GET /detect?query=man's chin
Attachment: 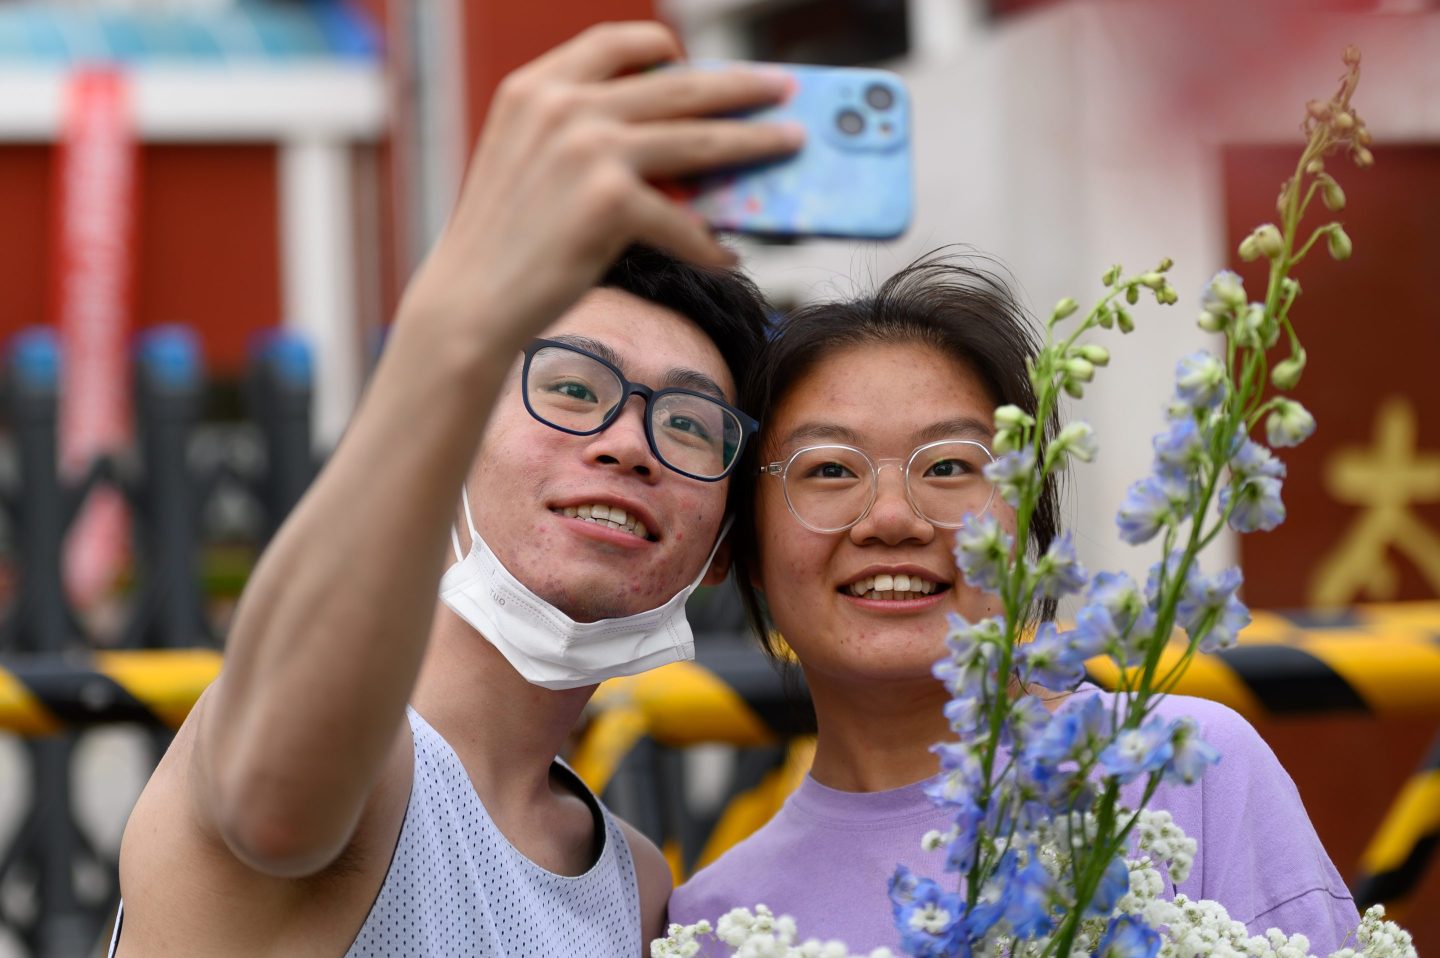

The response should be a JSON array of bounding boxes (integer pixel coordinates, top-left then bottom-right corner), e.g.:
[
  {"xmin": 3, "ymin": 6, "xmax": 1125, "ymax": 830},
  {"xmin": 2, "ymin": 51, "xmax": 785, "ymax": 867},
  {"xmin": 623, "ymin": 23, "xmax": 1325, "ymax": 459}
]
[{"xmin": 540, "ymin": 578, "xmax": 683, "ymax": 624}]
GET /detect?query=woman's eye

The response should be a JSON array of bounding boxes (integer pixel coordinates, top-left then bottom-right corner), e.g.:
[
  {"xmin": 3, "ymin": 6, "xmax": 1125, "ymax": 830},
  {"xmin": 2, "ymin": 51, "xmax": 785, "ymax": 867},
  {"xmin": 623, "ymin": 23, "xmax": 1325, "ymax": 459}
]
[
  {"xmin": 811, "ymin": 461, "xmax": 855, "ymax": 480},
  {"xmin": 925, "ymin": 459, "xmax": 973, "ymax": 478}
]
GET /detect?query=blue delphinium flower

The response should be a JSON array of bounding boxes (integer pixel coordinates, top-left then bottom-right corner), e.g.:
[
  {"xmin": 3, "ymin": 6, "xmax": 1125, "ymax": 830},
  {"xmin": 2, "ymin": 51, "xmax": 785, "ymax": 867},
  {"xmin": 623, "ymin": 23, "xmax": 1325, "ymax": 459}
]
[
  {"xmin": 1177, "ymin": 565, "xmax": 1250, "ymax": 651},
  {"xmin": 1016, "ymin": 622, "xmax": 1086, "ymax": 691},
  {"xmin": 890, "ymin": 871, "xmax": 971, "ymax": 958},
  {"xmin": 1066, "ymin": 603, "xmax": 1118, "ymax": 662},
  {"xmin": 1085, "ymin": 572, "xmax": 1157, "ymax": 666},
  {"xmin": 1222, "ymin": 439, "xmax": 1287, "ymax": 532},
  {"xmin": 1086, "ymin": 856, "xmax": 1134, "ymax": 918},
  {"xmin": 934, "ymin": 615, "xmax": 1003, "ymax": 699},
  {"xmin": 1095, "ymin": 915, "xmax": 1162, "ymax": 958},
  {"xmin": 1174, "ymin": 351, "xmax": 1227, "ymax": 410},
  {"xmin": 953, "ymin": 513, "xmax": 1014, "ymax": 593},
  {"xmin": 984, "ymin": 448, "xmax": 1036, "ymax": 508},
  {"xmin": 1116, "ymin": 468, "xmax": 1191, "ymax": 544},
  {"xmin": 1025, "ymin": 694, "xmax": 1110, "ymax": 767},
  {"xmin": 1164, "ymin": 716, "xmax": 1222, "ymax": 784},
  {"xmin": 1097, "ymin": 717, "xmax": 1174, "ymax": 783},
  {"xmin": 1002, "ymin": 694, "xmax": 1053, "ymax": 749},
  {"xmin": 1153, "ymin": 418, "xmax": 1205, "ymax": 475},
  {"xmin": 1031, "ymin": 533, "xmax": 1089, "ymax": 599},
  {"xmin": 1004, "ymin": 849, "xmax": 1056, "ymax": 937}
]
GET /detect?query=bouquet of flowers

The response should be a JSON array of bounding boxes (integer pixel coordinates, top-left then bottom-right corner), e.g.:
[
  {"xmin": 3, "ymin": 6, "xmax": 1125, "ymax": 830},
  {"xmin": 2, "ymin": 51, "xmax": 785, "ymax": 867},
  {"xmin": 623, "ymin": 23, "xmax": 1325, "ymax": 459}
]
[{"xmin": 654, "ymin": 47, "xmax": 1416, "ymax": 958}]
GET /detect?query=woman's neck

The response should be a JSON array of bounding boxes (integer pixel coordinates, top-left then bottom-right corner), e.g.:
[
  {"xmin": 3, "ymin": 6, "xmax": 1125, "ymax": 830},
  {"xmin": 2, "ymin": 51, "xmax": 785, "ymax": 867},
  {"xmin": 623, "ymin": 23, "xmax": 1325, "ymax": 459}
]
[{"xmin": 804, "ymin": 672, "xmax": 954, "ymax": 793}]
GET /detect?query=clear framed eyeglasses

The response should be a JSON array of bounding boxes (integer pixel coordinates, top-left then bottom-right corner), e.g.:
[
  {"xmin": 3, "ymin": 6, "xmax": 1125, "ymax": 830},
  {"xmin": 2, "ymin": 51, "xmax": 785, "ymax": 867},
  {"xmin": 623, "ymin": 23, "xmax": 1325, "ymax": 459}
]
[
  {"xmin": 760, "ymin": 439, "xmax": 997, "ymax": 533},
  {"xmin": 521, "ymin": 338, "xmax": 757, "ymax": 482}
]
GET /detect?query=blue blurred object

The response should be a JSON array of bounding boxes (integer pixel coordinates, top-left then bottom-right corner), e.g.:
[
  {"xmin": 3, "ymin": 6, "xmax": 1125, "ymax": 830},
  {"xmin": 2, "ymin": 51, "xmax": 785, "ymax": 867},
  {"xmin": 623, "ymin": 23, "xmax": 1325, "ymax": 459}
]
[
  {"xmin": 137, "ymin": 325, "xmax": 203, "ymax": 390},
  {"xmin": 251, "ymin": 330, "xmax": 314, "ymax": 389},
  {"xmin": 8, "ymin": 327, "xmax": 61, "ymax": 391},
  {"xmin": 0, "ymin": 0, "xmax": 381, "ymax": 66}
]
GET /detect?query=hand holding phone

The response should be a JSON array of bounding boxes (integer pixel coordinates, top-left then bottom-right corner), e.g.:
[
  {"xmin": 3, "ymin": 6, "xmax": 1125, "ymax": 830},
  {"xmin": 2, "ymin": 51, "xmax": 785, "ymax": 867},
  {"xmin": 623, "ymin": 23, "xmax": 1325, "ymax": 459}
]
[{"xmin": 672, "ymin": 62, "xmax": 914, "ymax": 240}]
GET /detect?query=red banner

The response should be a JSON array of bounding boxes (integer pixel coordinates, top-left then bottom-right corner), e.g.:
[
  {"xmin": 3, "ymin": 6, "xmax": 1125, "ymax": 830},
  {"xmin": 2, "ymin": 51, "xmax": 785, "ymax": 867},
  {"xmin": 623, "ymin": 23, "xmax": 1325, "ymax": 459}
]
[{"xmin": 53, "ymin": 69, "xmax": 138, "ymax": 609}]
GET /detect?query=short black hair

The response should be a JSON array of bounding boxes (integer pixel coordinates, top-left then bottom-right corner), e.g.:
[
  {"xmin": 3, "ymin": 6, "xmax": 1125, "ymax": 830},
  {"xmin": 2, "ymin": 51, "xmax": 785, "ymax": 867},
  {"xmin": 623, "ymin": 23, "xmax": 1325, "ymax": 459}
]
[
  {"xmin": 731, "ymin": 248, "xmax": 1062, "ymax": 661},
  {"xmin": 600, "ymin": 244, "xmax": 770, "ymax": 407}
]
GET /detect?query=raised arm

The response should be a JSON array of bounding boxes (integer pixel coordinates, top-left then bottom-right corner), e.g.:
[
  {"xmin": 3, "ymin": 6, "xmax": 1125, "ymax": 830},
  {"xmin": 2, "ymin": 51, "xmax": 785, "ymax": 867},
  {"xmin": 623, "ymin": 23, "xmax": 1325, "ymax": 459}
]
[{"xmin": 182, "ymin": 23, "xmax": 800, "ymax": 878}]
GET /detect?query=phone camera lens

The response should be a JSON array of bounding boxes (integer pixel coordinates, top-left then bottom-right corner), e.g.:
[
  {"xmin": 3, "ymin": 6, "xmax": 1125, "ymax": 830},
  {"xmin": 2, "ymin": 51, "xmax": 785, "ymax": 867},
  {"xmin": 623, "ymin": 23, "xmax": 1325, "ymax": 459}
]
[
  {"xmin": 836, "ymin": 109, "xmax": 865, "ymax": 135},
  {"xmin": 864, "ymin": 83, "xmax": 894, "ymax": 110}
]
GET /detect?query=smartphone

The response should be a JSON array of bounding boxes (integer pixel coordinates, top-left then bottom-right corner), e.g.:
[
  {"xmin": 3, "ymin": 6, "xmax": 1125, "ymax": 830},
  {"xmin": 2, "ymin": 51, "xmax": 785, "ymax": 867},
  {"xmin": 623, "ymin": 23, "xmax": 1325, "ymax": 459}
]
[{"xmin": 673, "ymin": 62, "xmax": 913, "ymax": 241}]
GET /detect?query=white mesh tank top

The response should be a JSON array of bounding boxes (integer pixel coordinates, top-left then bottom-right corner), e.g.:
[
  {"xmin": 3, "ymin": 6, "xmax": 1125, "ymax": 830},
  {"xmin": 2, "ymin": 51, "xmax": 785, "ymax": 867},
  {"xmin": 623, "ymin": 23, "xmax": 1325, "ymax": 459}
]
[
  {"xmin": 107, "ymin": 707, "xmax": 642, "ymax": 957},
  {"xmin": 343, "ymin": 707, "xmax": 642, "ymax": 956}
]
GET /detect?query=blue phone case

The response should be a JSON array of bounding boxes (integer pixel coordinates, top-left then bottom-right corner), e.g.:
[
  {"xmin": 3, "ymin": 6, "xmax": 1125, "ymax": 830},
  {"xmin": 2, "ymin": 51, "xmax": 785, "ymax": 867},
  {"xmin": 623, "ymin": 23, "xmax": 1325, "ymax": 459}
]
[{"xmin": 682, "ymin": 62, "xmax": 913, "ymax": 240}]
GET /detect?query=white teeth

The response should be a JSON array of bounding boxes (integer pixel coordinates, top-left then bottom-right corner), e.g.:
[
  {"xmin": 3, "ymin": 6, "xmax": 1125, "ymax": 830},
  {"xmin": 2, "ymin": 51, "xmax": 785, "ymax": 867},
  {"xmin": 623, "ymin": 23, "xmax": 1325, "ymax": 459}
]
[
  {"xmin": 554, "ymin": 504, "xmax": 652, "ymax": 540},
  {"xmin": 846, "ymin": 575, "xmax": 940, "ymax": 599}
]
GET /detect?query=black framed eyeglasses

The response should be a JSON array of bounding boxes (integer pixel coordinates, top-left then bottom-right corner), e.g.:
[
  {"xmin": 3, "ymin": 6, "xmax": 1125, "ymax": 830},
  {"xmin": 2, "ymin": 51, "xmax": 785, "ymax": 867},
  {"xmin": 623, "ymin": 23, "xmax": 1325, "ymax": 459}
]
[{"xmin": 521, "ymin": 338, "xmax": 757, "ymax": 482}]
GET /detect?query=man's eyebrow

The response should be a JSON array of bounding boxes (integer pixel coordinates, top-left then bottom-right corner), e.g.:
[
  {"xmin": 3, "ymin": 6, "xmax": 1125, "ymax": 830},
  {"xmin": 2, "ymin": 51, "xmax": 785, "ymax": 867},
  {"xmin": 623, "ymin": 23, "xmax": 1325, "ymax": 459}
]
[
  {"xmin": 662, "ymin": 368, "xmax": 729, "ymax": 402},
  {"xmin": 548, "ymin": 335, "xmax": 623, "ymax": 369},
  {"xmin": 547, "ymin": 334, "xmax": 730, "ymax": 402}
]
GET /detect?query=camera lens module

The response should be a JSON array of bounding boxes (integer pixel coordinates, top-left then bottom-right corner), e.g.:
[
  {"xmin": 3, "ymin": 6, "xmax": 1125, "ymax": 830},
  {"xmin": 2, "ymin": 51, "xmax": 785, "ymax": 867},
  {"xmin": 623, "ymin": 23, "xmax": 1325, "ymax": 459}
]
[
  {"xmin": 864, "ymin": 83, "xmax": 894, "ymax": 111},
  {"xmin": 836, "ymin": 108, "xmax": 865, "ymax": 135}
]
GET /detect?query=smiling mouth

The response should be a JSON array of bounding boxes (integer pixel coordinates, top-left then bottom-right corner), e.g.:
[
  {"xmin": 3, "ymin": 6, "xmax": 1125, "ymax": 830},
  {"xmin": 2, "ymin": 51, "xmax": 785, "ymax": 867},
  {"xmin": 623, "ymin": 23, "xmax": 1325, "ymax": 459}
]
[
  {"xmin": 843, "ymin": 574, "xmax": 949, "ymax": 601},
  {"xmin": 552, "ymin": 504, "xmax": 654, "ymax": 541}
]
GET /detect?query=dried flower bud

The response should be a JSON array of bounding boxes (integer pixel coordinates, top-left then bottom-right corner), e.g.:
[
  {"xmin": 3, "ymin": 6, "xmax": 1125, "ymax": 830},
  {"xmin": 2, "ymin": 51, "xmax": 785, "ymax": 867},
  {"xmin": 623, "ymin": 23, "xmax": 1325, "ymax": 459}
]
[
  {"xmin": 1318, "ymin": 174, "xmax": 1346, "ymax": 212},
  {"xmin": 1272, "ymin": 348, "xmax": 1307, "ymax": 391},
  {"xmin": 1306, "ymin": 99, "xmax": 1329, "ymax": 120},
  {"xmin": 1356, "ymin": 126, "xmax": 1372, "ymax": 147},
  {"xmin": 1252, "ymin": 224, "xmax": 1284, "ymax": 259},
  {"xmin": 1076, "ymin": 344, "xmax": 1110, "ymax": 366},
  {"xmin": 1354, "ymin": 146, "xmax": 1374, "ymax": 168},
  {"xmin": 1052, "ymin": 297, "xmax": 1079, "ymax": 321},
  {"xmin": 1327, "ymin": 225, "xmax": 1353, "ymax": 261},
  {"xmin": 1343, "ymin": 45, "xmax": 1361, "ymax": 66},
  {"xmin": 1305, "ymin": 159, "xmax": 1325, "ymax": 175},
  {"xmin": 1115, "ymin": 307, "xmax": 1135, "ymax": 334},
  {"xmin": 1333, "ymin": 111, "xmax": 1355, "ymax": 132},
  {"xmin": 1102, "ymin": 265, "xmax": 1121, "ymax": 286}
]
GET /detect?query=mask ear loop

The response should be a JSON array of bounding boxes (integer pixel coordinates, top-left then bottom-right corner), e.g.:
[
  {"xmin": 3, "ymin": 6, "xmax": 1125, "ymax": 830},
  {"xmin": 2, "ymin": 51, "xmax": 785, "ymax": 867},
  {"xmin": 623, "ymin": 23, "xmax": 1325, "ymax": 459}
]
[{"xmin": 450, "ymin": 485, "xmax": 482, "ymax": 562}]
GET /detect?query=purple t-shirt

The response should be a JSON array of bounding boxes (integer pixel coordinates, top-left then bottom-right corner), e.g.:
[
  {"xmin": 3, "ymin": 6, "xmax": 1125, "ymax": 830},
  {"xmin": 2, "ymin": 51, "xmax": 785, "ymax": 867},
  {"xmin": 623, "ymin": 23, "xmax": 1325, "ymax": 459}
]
[{"xmin": 671, "ymin": 693, "xmax": 1359, "ymax": 955}]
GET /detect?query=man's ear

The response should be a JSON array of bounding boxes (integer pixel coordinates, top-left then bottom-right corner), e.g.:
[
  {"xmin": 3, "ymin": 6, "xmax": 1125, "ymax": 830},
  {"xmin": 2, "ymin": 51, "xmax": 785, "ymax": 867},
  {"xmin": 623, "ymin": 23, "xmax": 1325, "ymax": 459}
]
[{"xmin": 701, "ymin": 534, "xmax": 732, "ymax": 587}]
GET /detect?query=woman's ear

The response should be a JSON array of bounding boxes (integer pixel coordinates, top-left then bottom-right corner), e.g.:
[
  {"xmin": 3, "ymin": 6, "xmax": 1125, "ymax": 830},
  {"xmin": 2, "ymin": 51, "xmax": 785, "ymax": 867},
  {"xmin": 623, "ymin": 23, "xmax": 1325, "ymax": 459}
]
[{"xmin": 701, "ymin": 535, "xmax": 733, "ymax": 587}]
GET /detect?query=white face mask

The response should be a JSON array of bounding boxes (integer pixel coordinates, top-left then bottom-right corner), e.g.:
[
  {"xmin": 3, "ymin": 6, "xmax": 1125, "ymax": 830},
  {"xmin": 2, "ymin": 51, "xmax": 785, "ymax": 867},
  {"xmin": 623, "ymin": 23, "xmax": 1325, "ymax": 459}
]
[{"xmin": 438, "ymin": 488, "xmax": 728, "ymax": 690}]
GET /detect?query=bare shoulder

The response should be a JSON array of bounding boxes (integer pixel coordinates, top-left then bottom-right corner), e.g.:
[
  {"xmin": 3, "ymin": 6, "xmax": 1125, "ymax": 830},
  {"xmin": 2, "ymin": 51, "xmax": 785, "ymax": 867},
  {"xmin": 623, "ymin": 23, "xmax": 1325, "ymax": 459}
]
[
  {"xmin": 616, "ymin": 817, "xmax": 674, "ymax": 947},
  {"xmin": 115, "ymin": 693, "xmax": 414, "ymax": 956}
]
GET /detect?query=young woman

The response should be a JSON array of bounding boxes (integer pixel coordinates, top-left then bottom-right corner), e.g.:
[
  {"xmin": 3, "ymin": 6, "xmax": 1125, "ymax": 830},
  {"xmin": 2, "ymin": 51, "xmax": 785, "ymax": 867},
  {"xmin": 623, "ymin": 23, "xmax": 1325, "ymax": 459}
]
[{"xmin": 668, "ymin": 253, "xmax": 1359, "ymax": 954}]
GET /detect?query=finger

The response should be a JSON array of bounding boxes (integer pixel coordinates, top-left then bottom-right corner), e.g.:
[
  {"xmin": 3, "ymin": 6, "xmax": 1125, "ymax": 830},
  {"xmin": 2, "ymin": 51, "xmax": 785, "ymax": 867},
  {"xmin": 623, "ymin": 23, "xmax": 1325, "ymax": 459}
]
[
  {"xmin": 528, "ymin": 22, "xmax": 684, "ymax": 84},
  {"xmin": 594, "ymin": 66, "xmax": 793, "ymax": 122},
  {"xmin": 623, "ymin": 119, "xmax": 805, "ymax": 179},
  {"xmin": 623, "ymin": 186, "xmax": 739, "ymax": 269}
]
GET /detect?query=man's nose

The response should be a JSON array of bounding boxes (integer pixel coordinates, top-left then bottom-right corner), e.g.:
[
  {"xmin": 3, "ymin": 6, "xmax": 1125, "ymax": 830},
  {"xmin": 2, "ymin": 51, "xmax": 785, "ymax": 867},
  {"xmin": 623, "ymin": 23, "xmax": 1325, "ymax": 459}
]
[{"xmin": 586, "ymin": 396, "xmax": 660, "ymax": 478}]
